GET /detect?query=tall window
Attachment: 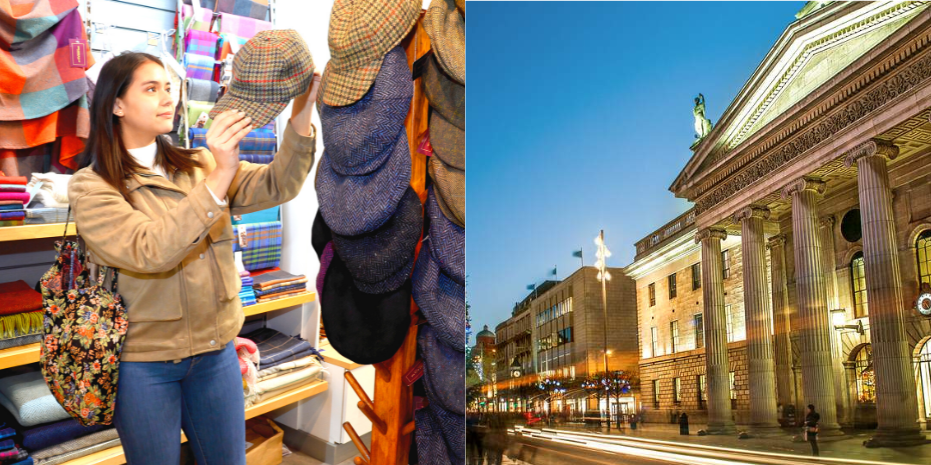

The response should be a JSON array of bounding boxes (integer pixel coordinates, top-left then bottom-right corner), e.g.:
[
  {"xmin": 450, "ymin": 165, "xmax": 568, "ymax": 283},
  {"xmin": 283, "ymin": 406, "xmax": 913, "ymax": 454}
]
[
  {"xmin": 725, "ymin": 305, "xmax": 733, "ymax": 342},
  {"xmin": 670, "ymin": 320, "xmax": 679, "ymax": 354},
  {"xmin": 722, "ymin": 249, "xmax": 731, "ymax": 279},
  {"xmin": 694, "ymin": 313, "xmax": 704, "ymax": 349},
  {"xmin": 729, "ymin": 371, "xmax": 737, "ymax": 409},
  {"xmin": 918, "ymin": 230, "xmax": 931, "ymax": 287},
  {"xmin": 855, "ymin": 345, "xmax": 876, "ymax": 403},
  {"xmin": 673, "ymin": 378, "xmax": 681, "ymax": 403},
  {"xmin": 648, "ymin": 283, "xmax": 656, "ymax": 307},
  {"xmin": 668, "ymin": 273, "xmax": 677, "ymax": 299},
  {"xmin": 692, "ymin": 263, "xmax": 701, "ymax": 290},
  {"xmin": 697, "ymin": 374, "xmax": 707, "ymax": 409},
  {"xmin": 651, "ymin": 327, "xmax": 659, "ymax": 357},
  {"xmin": 653, "ymin": 380, "xmax": 661, "ymax": 408},
  {"xmin": 851, "ymin": 251, "xmax": 869, "ymax": 318}
]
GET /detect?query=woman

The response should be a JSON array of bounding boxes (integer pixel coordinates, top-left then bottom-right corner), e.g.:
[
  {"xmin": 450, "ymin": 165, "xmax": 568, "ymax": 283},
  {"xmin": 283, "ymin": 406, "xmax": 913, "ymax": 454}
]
[
  {"xmin": 67, "ymin": 52, "xmax": 320, "ymax": 464},
  {"xmin": 805, "ymin": 404, "xmax": 820, "ymax": 456}
]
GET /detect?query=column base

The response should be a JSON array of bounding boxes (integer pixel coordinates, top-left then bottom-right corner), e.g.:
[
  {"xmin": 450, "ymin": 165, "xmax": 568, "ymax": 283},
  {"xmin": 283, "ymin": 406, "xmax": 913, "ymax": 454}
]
[
  {"xmin": 815, "ymin": 423, "xmax": 844, "ymax": 437},
  {"xmin": 704, "ymin": 422, "xmax": 737, "ymax": 435},
  {"xmin": 863, "ymin": 428, "xmax": 931, "ymax": 448},
  {"xmin": 745, "ymin": 424, "xmax": 784, "ymax": 437}
]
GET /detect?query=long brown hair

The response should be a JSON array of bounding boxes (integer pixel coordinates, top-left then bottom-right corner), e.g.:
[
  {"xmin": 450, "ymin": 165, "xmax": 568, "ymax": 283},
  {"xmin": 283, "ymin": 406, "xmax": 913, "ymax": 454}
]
[{"xmin": 78, "ymin": 52, "xmax": 202, "ymax": 205}]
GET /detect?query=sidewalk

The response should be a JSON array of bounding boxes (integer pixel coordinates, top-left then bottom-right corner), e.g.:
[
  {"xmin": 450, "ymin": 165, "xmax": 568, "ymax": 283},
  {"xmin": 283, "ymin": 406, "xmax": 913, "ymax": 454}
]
[{"xmin": 539, "ymin": 422, "xmax": 931, "ymax": 464}]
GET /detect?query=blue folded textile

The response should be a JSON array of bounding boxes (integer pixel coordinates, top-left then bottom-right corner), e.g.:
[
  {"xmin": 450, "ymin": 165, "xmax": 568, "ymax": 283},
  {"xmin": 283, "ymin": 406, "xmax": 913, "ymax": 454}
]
[
  {"xmin": 253, "ymin": 282, "xmax": 306, "ymax": 298},
  {"xmin": 241, "ymin": 277, "xmax": 254, "ymax": 287},
  {"xmin": 239, "ymin": 129, "xmax": 276, "ymax": 153},
  {"xmin": 239, "ymin": 154, "xmax": 274, "ymax": 164},
  {"xmin": 232, "ymin": 207, "xmax": 279, "ymax": 226},
  {"xmin": 21, "ymin": 417, "xmax": 110, "ymax": 451},
  {"xmin": 239, "ymin": 328, "xmax": 321, "ymax": 370},
  {"xmin": 0, "ymin": 439, "xmax": 12, "ymax": 451}
]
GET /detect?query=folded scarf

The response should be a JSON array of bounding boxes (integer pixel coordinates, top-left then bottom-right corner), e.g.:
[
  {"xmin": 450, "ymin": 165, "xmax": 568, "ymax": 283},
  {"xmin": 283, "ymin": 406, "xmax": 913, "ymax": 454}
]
[
  {"xmin": 183, "ymin": 53, "xmax": 214, "ymax": 81},
  {"xmin": 249, "ymin": 374, "xmax": 320, "ymax": 406},
  {"xmin": 0, "ymin": 212, "xmax": 25, "ymax": 221},
  {"xmin": 239, "ymin": 328, "xmax": 318, "ymax": 369},
  {"xmin": 239, "ymin": 154, "xmax": 273, "ymax": 164},
  {"xmin": 252, "ymin": 278, "xmax": 307, "ymax": 294},
  {"xmin": 241, "ymin": 276, "xmax": 254, "ymax": 286},
  {"xmin": 0, "ymin": 205, "xmax": 22, "ymax": 211},
  {"xmin": 254, "ymin": 365, "xmax": 322, "ymax": 395},
  {"xmin": 183, "ymin": 29, "xmax": 218, "ymax": 58},
  {"xmin": 186, "ymin": 78, "xmax": 220, "ymax": 103},
  {"xmin": 0, "ymin": 221, "xmax": 24, "ymax": 227},
  {"xmin": 0, "ymin": 186, "xmax": 25, "ymax": 192},
  {"xmin": 238, "ymin": 129, "xmax": 275, "ymax": 153},
  {"xmin": 21, "ymin": 418, "xmax": 109, "ymax": 452},
  {"xmin": 0, "ymin": 177, "xmax": 27, "ymax": 185},
  {"xmin": 235, "ymin": 337, "xmax": 260, "ymax": 398},
  {"xmin": 188, "ymin": 127, "xmax": 208, "ymax": 149},
  {"xmin": 0, "ymin": 333, "xmax": 42, "ymax": 350},
  {"xmin": 251, "ymin": 270, "xmax": 303, "ymax": 290},
  {"xmin": 0, "ymin": 446, "xmax": 28, "ymax": 463},
  {"xmin": 216, "ymin": 13, "xmax": 271, "ymax": 38},
  {"xmin": 0, "ymin": 312, "xmax": 42, "ymax": 339},
  {"xmin": 0, "ymin": 366, "xmax": 71, "ymax": 427},
  {"xmin": 257, "ymin": 290, "xmax": 310, "ymax": 303},
  {"xmin": 0, "ymin": 194, "xmax": 28, "ymax": 203},
  {"xmin": 217, "ymin": 32, "xmax": 248, "ymax": 62},
  {"xmin": 234, "ymin": 222, "xmax": 282, "ymax": 271},
  {"xmin": 32, "ymin": 429, "xmax": 120, "ymax": 464},
  {"xmin": 0, "ymin": 201, "xmax": 23, "ymax": 206},
  {"xmin": 256, "ymin": 354, "xmax": 321, "ymax": 381},
  {"xmin": 0, "ymin": 438, "xmax": 12, "ymax": 450},
  {"xmin": 186, "ymin": 101, "xmax": 214, "ymax": 130},
  {"xmin": 249, "ymin": 267, "xmax": 280, "ymax": 277},
  {"xmin": 0, "ymin": 281, "xmax": 42, "ymax": 315},
  {"xmin": 253, "ymin": 282, "xmax": 305, "ymax": 298}
]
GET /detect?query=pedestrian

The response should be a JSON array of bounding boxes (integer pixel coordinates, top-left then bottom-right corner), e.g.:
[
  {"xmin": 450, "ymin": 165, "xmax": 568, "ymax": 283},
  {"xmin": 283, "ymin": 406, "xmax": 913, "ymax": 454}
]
[{"xmin": 805, "ymin": 404, "xmax": 820, "ymax": 457}]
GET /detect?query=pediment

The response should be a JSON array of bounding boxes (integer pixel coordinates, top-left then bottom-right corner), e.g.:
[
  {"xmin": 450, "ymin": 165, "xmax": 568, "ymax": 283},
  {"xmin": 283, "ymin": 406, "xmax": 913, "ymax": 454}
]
[{"xmin": 674, "ymin": 1, "xmax": 928, "ymax": 197}]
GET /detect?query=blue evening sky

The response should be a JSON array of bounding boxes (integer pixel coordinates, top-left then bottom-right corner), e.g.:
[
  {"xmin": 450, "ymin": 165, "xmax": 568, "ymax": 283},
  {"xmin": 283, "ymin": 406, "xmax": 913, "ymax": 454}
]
[{"xmin": 466, "ymin": 1, "xmax": 805, "ymax": 341}]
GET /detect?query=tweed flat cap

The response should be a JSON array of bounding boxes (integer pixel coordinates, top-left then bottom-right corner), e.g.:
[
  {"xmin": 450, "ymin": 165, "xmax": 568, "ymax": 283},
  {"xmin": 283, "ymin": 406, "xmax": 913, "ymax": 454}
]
[
  {"xmin": 419, "ymin": 324, "xmax": 464, "ymax": 417},
  {"xmin": 415, "ymin": 402, "xmax": 465, "ymax": 465},
  {"xmin": 321, "ymin": 253, "xmax": 411, "ymax": 365},
  {"xmin": 312, "ymin": 210, "xmax": 332, "ymax": 258},
  {"xmin": 423, "ymin": 53, "xmax": 464, "ymax": 130},
  {"xmin": 429, "ymin": 156, "xmax": 464, "ymax": 228},
  {"xmin": 315, "ymin": 130, "xmax": 412, "ymax": 236},
  {"xmin": 429, "ymin": 110, "xmax": 464, "ymax": 171},
  {"xmin": 412, "ymin": 238, "xmax": 464, "ymax": 349},
  {"xmin": 332, "ymin": 187, "xmax": 422, "ymax": 294},
  {"xmin": 210, "ymin": 29, "xmax": 314, "ymax": 128},
  {"xmin": 320, "ymin": 47, "xmax": 412, "ymax": 176},
  {"xmin": 426, "ymin": 188, "xmax": 464, "ymax": 285},
  {"xmin": 319, "ymin": 0, "xmax": 421, "ymax": 107},
  {"xmin": 424, "ymin": 0, "xmax": 464, "ymax": 85}
]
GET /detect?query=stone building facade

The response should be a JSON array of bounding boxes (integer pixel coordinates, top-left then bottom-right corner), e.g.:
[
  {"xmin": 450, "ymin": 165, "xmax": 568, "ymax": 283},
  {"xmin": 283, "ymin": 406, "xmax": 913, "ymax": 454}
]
[{"xmin": 649, "ymin": 1, "xmax": 931, "ymax": 447}]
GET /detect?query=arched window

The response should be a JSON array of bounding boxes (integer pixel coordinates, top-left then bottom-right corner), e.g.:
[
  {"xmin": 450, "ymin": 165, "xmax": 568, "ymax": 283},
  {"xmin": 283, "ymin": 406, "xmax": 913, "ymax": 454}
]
[
  {"xmin": 851, "ymin": 251, "xmax": 869, "ymax": 318},
  {"xmin": 855, "ymin": 345, "xmax": 876, "ymax": 404},
  {"xmin": 917, "ymin": 230, "xmax": 931, "ymax": 288}
]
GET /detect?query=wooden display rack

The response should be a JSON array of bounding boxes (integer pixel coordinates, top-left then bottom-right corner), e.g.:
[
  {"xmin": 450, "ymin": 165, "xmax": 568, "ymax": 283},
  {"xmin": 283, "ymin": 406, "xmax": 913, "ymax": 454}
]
[{"xmin": 340, "ymin": 13, "xmax": 432, "ymax": 465}]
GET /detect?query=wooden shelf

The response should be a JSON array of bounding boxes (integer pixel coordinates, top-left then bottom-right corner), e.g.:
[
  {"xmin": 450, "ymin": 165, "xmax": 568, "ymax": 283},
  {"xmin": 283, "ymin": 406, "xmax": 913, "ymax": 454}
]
[
  {"xmin": 319, "ymin": 340, "xmax": 364, "ymax": 371},
  {"xmin": 243, "ymin": 292, "xmax": 315, "ymax": 317},
  {"xmin": 59, "ymin": 381, "xmax": 327, "ymax": 465},
  {"xmin": 0, "ymin": 223, "xmax": 75, "ymax": 242}
]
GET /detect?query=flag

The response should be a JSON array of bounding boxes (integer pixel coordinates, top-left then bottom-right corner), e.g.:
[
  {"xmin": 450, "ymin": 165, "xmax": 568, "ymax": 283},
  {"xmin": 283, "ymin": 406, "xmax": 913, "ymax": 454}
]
[
  {"xmin": 526, "ymin": 284, "xmax": 535, "ymax": 290},
  {"xmin": 550, "ymin": 267, "xmax": 557, "ymax": 276},
  {"xmin": 572, "ymin": 249, "xmax": 583, "ymax": 258}
]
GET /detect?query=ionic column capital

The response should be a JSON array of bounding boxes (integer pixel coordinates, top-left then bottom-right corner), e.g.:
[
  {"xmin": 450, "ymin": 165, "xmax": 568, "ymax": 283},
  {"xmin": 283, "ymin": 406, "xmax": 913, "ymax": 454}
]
[
  {"xmin": 733, "ymin": 206, "xmax": 771, "ymax": 224},
  {"xmin": 782, "ymin": 177, "xmax": 826, "ymax": 199},
  {"xmin": 819, "ymin": 215, "xmax": 836, "ymax": 229},
  {"xmin": 766, "ymin": 234, "xmax": 787, "ymax": 250},
  {"xmin": 695, "ymin": 227, "xmax": 727, "ymax": 244},
  {"xmin": 844, "ymin": 139, "xmax": 899, "ymax": 168}
]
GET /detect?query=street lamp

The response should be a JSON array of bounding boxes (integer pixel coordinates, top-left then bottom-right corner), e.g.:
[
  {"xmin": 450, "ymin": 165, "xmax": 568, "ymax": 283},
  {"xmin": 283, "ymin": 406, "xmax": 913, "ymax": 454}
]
[{"xmin": 595, "ymin": 230, "xmax": 612, "ymax": 428}]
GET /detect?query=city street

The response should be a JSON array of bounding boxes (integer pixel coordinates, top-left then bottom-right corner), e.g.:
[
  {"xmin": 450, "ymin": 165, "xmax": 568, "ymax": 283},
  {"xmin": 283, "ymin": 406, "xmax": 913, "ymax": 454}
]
[{"xmin": 493, "ymin": 426, "xmax": 931, "ymax": 465}]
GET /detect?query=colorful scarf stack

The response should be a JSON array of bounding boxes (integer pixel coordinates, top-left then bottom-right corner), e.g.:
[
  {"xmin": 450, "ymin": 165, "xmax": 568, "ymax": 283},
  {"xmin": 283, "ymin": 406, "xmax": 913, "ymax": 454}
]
[
  {"xmin": 237, "ymin": 328, "xmax": 323, "ymax": 408},
  {"xmin": 0, "ymin": 281, "xmax": 44, "ymax": 349},
  {"xmin": 239, "ymin": 272, "xmax": 256, "ymax": 307},
  {"xmin": 250, "ymin": 269, "xmax": 309, "ymax": 303},
  {"xmin": 0, "ymin": 176, "xmax": 28, "ymax": 226}
]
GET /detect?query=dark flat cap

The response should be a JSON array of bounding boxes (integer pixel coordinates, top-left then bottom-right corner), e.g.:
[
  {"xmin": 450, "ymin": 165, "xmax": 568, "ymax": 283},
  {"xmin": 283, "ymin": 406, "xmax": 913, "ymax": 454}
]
[
  {"xmin": 419, "ymin": 324, "xmax": 464, "ymax": 416},
  {"xmin": 412, "ymin": 237, "xmax": 464, "ymax": 349},
  {"xmin": 426, "ymin": 187, "xmax": 463, "ymax": 285},
  {"xmin": 429, "ymin": 155, "xmax": 464, "ymax": 228}
]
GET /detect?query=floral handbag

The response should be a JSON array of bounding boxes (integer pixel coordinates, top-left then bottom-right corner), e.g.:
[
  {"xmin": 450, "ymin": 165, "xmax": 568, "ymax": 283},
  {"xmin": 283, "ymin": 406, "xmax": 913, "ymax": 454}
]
[{"xmin": 38, "ymin": 215, "xmax": 129, "ymax": 426}]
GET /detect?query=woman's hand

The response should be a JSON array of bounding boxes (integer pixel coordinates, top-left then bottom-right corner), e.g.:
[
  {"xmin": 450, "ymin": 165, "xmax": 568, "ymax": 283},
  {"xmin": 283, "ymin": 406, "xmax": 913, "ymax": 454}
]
[
  {"xmin": 205, "ymin": 110, "xmax": 251, "ymax": 201},
  {"xmin": 207, "ymin": 110, "xmax": 252, "ymax": 172},
  {"xmin": 289, "ymin": 72, "xmax": 322, "ymax": 137}
]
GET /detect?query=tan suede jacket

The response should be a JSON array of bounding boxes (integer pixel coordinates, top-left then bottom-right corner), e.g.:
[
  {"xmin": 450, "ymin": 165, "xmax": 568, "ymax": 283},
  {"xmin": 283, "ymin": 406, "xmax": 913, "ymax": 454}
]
[{"xmin": 67, "ymin": 121, "xmax": 316, "ymax": 362}]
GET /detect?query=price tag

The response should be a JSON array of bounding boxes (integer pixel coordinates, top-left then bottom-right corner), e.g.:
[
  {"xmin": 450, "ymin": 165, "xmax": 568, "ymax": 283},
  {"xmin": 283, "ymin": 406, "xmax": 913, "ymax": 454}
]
[{"xmin": 69, "ymin": 39, "xmax": 87, "ymax": 68}]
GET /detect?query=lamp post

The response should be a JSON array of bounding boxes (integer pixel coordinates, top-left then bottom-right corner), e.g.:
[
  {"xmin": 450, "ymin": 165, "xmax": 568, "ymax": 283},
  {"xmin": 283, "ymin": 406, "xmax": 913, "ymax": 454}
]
[{"xmin": 595, "ymin": 230, "xmax": 612, "ymax": 428}]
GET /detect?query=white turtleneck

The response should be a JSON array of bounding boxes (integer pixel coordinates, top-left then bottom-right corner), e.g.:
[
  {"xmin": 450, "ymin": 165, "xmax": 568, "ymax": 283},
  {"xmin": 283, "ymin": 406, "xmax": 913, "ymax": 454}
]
[{"xmin": 127, "ymin": 142, "xmax": 227, "ymax": 206}]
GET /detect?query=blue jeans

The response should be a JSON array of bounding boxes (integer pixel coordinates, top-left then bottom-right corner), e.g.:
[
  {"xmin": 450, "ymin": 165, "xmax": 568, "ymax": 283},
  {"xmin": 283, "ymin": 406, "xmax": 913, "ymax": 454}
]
[{"xmin": 113, "ymin": 341, "xmax": 246, "ymax": 465}]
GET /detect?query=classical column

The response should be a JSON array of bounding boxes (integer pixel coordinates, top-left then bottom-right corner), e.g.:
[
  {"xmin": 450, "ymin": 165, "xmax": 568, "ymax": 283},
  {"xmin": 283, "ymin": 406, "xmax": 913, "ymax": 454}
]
[
  {"xmin": 696, "ymin": 227, "xmax": 735, "ymax": 434},
  {"xmin": 820, "ymin": 216, "xmax": 850, "ymax": 426},
  {"xmin": 782, "ymin": 177, "xmax": 841, "ymax": 433},
  {"xmin": 768, "ymin": 234, "xmax": 795, "ymax": 422},
  {"xmin": 734, "ymin": 207, "xmax": 779, "ymax": 430},
  {"xmin": 845, "ymin": 140, "xmax": 928, "ymax": 447}
]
